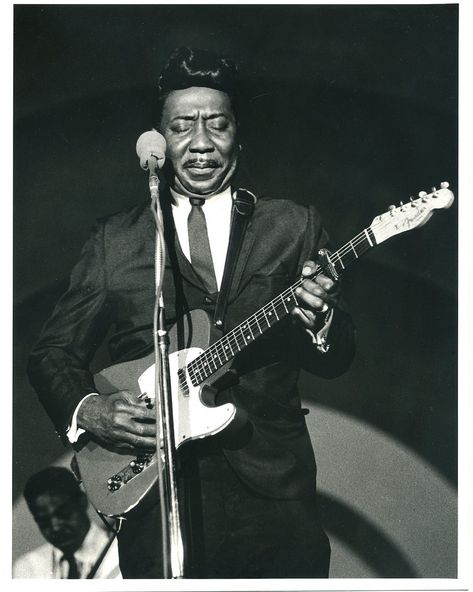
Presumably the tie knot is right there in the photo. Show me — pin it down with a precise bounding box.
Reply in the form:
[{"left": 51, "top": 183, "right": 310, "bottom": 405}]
[{"left": 189, "top": 197, "right": 205, "bottom": 207}]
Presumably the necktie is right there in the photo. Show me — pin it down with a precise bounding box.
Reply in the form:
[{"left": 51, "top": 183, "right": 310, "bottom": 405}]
[
  {"left": 63, "top": 553, "right": 80, "bottom": 579},
  {"left": 187, "top": 198, "right": 218, "bottom": 294}
]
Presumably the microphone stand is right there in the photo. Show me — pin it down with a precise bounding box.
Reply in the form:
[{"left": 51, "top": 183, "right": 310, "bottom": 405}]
[{"left": 147, "top": 159, "right": 185, "bottom": 579}]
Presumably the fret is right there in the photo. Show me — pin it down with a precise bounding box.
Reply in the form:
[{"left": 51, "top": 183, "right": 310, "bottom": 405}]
[
  {"left": 279, "top": 296, "right": 289, "bottom": 313},
  {"left": 289, "top": 286, "right": 298, "bottom": 306},
  {"left": 364, "top": 228, "right": 374, "bottom": 247},
  {"left": 277, "top": 298, "right": 287, "bottom": 315},
  {"left": 285, "top": 290, "right": 296, "bottom": 308},
  {"left": 189, "top": 368, "right": 198, "bottom": 387},
  {"left": 232, "top": 330, "right": 242, "bottom": 352},
  {"left": 335, "top": 251, "right": 345, "bottom": 270},
  {"left": 254, "top": 314, "right": 263, "bottom": 334},
  {"left": 212, "top": 347, "right": 223, "bottom": 366},
  {"left": 240, "top": 322, "right": 253, "bottom": 343},
  {"left": 219, "top": 342, "right": 230, "bottom": 362},
  {"left": 271, "top": 301, "right": 280, "bottom": 321},
  {"left": 205, "top": 353, "right": 215, "bottom": 373},
  {"left": 223, "top": 336, "right": 233, "bottom": 357},
  {"left": 350, "top": 241, "right": 359, "bottom": 258},
  {"left": 262, "top": 307, "right": 271, "bottom": 328},
  {"left": 202, "top": 356, "right": 212, "bottom": 375},
  {"left": 189, "top": 367, "right": 199, "bottom": 387},
  {"left": 245, "top": 321, "right": 255, "bottom": 341},
  {"left": 239, "top": 324, "right": 248, "bottom": 346}
]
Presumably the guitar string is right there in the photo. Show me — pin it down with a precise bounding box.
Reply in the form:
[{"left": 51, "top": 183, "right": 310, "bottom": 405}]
[
  {"left": 187, "top": 230, "right": 370, "bottom": 381},
  {"left": 188, "top": 220, "right": 391, "bottom": 379},
  {"left": 187, "top": 223, "right": 378, "bottom": 376},
  {"left": 187, "top": 220, "right": 390, "bottom": 380},
  {"left": 186, "top": 201, "right": 433, "bottom": 381}
]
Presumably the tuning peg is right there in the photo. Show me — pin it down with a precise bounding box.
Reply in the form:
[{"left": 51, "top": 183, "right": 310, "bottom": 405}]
[
  {"left": 418, "top": 191, "right": 428, "bottom": 202},
  {"left": 431, "top": 186, "right": 437, "bottom": 192},
  {"left": 440, "top": 181, "right": 450, "bottom": 189},
  {"left": 388, "top": 204, "right": 396, "bottom": 215}
]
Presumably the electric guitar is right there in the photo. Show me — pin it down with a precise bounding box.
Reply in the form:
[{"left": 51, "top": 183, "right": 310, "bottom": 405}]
[{"left": 74, "top": 182, "right": 455, "bottom": 517}]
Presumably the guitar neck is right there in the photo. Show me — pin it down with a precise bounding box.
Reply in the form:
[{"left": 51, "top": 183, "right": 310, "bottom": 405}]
[{"left": 186, "top": 226, "right": 376, "bottom": 386}]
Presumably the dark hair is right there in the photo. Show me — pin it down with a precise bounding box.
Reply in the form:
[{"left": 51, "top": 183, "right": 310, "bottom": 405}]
[
  {"left": 154, "top": 46, "right": 240, "bottom": 128},
  {"left": 24, "top": 467, "right": 83, "bottom": 507}
]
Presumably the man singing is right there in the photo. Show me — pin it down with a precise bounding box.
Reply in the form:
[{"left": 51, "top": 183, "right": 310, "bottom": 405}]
[{"left": 28, "top": 47, "right": 356, "bottom": 578}]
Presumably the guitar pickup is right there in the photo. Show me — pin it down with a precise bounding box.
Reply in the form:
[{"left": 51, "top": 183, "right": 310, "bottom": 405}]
[{"left": 106, "top": 453, "right": 154, "bottom": 492}]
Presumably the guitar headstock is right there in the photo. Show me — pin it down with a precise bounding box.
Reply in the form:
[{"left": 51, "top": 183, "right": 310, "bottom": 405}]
[{"left": 370, "top": 182, "right": 455, "bottom": 245}]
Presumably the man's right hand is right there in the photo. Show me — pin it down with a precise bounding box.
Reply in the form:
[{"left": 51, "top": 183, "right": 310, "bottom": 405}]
[{"left": 77, "top": 391, "right": 156, "bottom": 452}]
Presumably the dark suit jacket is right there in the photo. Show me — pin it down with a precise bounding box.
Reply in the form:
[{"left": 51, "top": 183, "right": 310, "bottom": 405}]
[{"left": 28, "top": 191, "right": 355, "bottom": 499}]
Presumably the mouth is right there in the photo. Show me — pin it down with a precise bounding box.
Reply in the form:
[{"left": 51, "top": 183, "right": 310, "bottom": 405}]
[
  {"left": 183, "top": 160, "right": 222, "bottom": 181},
  {"left": 184, "top": 160, "right": 220, "bottom": 171},
  {"left": 52, "top": 533, "right": 76, "bottom": 548}
]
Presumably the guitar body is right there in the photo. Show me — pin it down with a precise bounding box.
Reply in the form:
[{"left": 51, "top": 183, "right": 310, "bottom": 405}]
[{"left": 74, "top": 309, "right": 238, "bottom": 517}]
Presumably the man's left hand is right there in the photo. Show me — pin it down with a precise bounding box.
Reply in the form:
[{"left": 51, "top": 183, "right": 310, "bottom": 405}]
[{"left": 291, "top": 260, "right": 340, "bottom": 330}]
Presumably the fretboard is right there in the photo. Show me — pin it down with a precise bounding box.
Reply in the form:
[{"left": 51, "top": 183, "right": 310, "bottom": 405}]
[{"left": 186, "top": 226, "right": 376, "bottom": 386}]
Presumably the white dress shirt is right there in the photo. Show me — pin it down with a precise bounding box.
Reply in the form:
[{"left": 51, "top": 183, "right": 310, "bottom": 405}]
[
  {"left": 13, "top": 521, "right": 121, "bottom": 579},
  {"left": 170, "top": 186, "right": 233, "bottom": 289}
]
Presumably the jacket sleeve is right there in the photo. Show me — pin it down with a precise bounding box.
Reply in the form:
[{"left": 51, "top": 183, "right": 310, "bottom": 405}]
[
  {"left": 27, "top": 221, "right": 113, "bottom": 438},
  {"left": 288, "top": 204, "right": 356, "bottom": 377}
]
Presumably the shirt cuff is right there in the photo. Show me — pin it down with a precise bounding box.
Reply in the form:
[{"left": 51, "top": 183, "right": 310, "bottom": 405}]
[
  {"left": 66, "top": 393, "right": 99, "bottom": 443},
  {"left": 305, "top": 308, "right": 334, "bottom": 353}
]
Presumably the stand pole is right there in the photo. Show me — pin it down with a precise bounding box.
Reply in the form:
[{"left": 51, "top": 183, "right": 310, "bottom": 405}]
[{"left": 148, "top": 168, "right": 185, "bottom": 579}]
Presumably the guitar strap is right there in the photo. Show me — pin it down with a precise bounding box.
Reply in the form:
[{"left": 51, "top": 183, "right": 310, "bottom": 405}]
[{"left": 213, "top": 188, "right": 256, "bottom": 329}]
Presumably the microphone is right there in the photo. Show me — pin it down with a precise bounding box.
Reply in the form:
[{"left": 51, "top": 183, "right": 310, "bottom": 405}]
[{"left": 136, "top": 130, "right": 166, "bottom": 173}]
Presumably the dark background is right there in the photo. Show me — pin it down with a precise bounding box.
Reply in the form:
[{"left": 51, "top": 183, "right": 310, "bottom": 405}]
[{"left": 13, "top": 3, "right": 458, "bottom": 577}]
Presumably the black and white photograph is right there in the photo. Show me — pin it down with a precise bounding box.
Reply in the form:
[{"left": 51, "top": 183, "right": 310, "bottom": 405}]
[{"left": 11, "top": 1, "right": 464, "bottom": 587}]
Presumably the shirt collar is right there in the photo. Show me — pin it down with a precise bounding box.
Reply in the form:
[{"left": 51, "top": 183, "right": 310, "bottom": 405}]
[{"left": 170, "top": 186, "right": 232, "bottom": 209}]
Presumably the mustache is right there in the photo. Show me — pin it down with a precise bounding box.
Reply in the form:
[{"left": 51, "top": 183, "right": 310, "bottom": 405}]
[{"left": 184, "top": 158, "right": 221, "bottom": 168}]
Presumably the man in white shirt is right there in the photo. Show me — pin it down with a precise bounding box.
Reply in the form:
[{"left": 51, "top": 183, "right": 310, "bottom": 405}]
[
  {"left": 13, "top": 467, "right": 120, "bottom": 579},
  {"left": 28, "top": 47, "right": 356, "bottom": 578}
]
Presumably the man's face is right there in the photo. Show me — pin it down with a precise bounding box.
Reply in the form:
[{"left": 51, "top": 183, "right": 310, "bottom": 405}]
[
  {"left": 160, "top": 86, "right": 239, "bottom": 197},
  {"left": 29, "top": 491, "right": 90, "bottom": 555}
]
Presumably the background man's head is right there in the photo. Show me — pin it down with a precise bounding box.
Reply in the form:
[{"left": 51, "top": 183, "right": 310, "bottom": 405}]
[
  {"left": 155, "top": 47, "right": 240, "bottom": 197},
  {"left": 24, "top": 467, "right": 90, "bottom": 556}
]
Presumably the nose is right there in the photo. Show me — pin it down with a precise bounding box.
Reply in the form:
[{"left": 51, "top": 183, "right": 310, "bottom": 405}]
[
  {"left": 189, "top": 121, "right": 214, "bottom": 153},
  {"left": 49, "top": 516, "right": 64, "bottom": 533}
]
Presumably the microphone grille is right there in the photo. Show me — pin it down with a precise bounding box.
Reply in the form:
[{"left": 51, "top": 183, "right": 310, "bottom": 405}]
[{"left": 136, "top": 130, "right": 167, "bottom": 170}]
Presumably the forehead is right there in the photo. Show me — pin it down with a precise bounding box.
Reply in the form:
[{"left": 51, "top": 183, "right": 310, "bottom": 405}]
[
  {"left": 30, "top": 491, "right": 74, "bottom": 516},
  {"left": 161, "top": 87, "right": 234, "bottom": 120}
]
